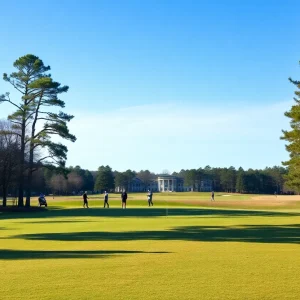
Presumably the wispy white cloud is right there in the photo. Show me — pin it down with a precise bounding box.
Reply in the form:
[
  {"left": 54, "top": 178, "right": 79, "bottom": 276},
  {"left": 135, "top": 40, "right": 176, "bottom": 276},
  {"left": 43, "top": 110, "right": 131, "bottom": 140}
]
[{"left": 65, "top": 101, "right": 291, "bottom": 172}]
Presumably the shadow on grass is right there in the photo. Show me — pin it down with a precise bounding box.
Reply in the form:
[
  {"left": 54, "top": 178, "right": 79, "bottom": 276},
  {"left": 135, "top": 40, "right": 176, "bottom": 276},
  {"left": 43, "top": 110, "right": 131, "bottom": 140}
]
[
  {"left": 0, "top": 249, "right": 168, "bottom": 260},
  {"left": 19, "top": 220, "right": 96, "bottom": 224},
  {"left": 13, "top": 224, "right": 300, "bottom": 244},
  {"left": 1, "top": 207, "right": 299, "bottom": 220}
]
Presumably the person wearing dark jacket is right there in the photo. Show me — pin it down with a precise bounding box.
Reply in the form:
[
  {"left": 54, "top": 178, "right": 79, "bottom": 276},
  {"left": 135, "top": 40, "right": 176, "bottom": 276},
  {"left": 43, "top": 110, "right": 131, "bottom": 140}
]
[
  {"left": 121, "top": 191, "right": 128, "bottom": 209},
  {"left": 104, "top": 191, "right": 109, "bottom": 208},
  {"left": 211, "top": 191, "right": 215, "bottom": 201},
  {"left": 147, "top": 190, "right": 153, "bottom": 207},
  {"left": 83, "top": 191, "right": 89, "bottom": 208}
]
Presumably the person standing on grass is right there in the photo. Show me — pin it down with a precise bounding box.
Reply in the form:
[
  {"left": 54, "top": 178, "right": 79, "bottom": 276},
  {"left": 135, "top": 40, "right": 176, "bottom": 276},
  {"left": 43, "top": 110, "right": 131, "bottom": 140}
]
[
  {"left": 104, "top": 191, "right": 109, "bottom": 208},
  {"left": 147, "top": 189, "right": 153, "bottom": 207},
  {"left": 211, "top": 191, "right": 215, "bottom": 201},
  {"left": 83, "top": 191, "right": 89, "bottom": 208},
  {"left": 121, "top": 190, "right": 128, "bottom": 209}
]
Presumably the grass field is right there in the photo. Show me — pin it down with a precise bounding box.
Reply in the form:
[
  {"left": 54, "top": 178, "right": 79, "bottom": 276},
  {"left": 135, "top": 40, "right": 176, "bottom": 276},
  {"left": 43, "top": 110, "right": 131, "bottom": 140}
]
[{"left": 1, "top": 192, "right": 300, "bottom": 299}]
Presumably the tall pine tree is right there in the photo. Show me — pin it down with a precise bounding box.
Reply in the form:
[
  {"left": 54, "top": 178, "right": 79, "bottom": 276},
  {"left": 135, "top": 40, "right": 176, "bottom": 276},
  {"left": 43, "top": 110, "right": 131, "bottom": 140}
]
[
  {"left": 0, "top": 54, "right": 76, "bottom": 206},
  {"left": 281, "top": 61, "right": 300, "bottom": 192},
  {"left": 236, "top": 167, "right": 245, "bottom": 193},
  {"left": 94, "top": 166, "right": 115, "bottom": 192}
]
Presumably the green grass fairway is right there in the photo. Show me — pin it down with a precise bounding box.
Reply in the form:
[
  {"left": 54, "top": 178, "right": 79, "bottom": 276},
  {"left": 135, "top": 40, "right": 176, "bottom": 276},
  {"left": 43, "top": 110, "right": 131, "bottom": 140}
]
[{"left": 1, "top": 193, "right": 300, "bottom": 299}]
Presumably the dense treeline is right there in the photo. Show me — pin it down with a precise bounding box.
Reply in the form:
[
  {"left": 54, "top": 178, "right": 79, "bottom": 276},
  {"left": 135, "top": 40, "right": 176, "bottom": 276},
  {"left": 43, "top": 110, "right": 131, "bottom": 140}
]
[
  {"left": 0, "top": 118, "right": 292, "bottom": 204},
  {"left": 175, "top": 166, "right": 288, "bottom": 194},
  {"left": 0, "top": 163, "right": 290, "bottom": 205}
]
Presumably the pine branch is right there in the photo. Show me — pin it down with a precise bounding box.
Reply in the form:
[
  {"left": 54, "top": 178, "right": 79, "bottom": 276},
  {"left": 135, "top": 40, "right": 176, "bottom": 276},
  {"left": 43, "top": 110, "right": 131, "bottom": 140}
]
[{"left": 0, "top": 93, "right": 22, "bottom": 110}]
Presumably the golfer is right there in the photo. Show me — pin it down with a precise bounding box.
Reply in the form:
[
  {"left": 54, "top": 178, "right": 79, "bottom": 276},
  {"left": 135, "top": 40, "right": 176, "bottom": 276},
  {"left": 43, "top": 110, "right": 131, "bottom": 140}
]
[
  {"left": 104, "top": 191, "right": 109, "bottom": 208},
  {"left": 211, "top": 191, "right": 215, "bottom": 201},
  {"left": 121, "top": 190, "right": 128, "bottom": 209},
  {"left": 147, "top": 190, "right": 153, "bottom": 206},
  {"left": 83, "top": 191, "right": 89, "bottom": 208}
]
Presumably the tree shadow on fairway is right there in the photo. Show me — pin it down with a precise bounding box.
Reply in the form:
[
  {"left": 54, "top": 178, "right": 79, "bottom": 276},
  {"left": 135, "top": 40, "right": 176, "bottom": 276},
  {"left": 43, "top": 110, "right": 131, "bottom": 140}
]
[
  {"left": 19, "top": 220, "right": 96, "bottom": 224},
  {"left": 14, "top": 224, "right": 300, "bottom": 244},
  {"left": 0, "top": 249, "right": 169, "bottom": 260},
  {"left": 1, "top": 207, "right": 298, "bottom": 220}
]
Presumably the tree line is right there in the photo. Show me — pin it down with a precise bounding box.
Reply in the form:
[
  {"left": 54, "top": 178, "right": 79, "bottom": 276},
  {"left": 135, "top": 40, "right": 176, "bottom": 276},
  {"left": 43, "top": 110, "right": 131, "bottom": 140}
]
[
  {"left": 0, "top": 163, "right": 290, "bottom": 206},
  {"left": 0, "top": 166, "right": 156, "bottom": 200},
  {"left": 176, "top": 166, "right": 287, "bottom": 194}
]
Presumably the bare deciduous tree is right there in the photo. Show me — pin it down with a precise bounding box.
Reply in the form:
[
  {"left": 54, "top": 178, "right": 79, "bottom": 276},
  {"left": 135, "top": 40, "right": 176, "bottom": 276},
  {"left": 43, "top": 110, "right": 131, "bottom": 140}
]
[{"left": 0, "top": 120, "right": 20, "bottom": 206}]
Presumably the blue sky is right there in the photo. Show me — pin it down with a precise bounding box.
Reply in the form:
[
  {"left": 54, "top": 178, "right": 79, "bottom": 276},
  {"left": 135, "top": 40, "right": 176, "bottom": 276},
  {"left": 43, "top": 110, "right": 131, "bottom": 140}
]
[{"left": 0, "top": 0, "right": 299, "bottom": 172}]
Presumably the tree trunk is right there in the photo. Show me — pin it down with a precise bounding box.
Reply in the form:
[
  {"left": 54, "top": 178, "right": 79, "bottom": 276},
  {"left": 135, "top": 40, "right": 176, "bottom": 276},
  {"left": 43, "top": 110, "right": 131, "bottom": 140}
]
[
  {"left": 25, "top": 146, "right": 34, "bottom": 207},
  {"left": 2, "top": 185, "right": 7, "bottom": 207},
  {"left": 18, "top": 121, "right": 25, "bottom": 207},
  {"left": 25, "top": 171, "right": 32, "bottom": 207},
  {"left": 26, "top": 97, "right": 42, "bottom": 208}
]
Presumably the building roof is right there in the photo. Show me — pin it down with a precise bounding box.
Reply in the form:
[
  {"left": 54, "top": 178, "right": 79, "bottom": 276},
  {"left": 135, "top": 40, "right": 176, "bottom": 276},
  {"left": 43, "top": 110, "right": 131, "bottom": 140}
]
[{"left": 157, "top": 174, "right": 181, "bottom": 179}]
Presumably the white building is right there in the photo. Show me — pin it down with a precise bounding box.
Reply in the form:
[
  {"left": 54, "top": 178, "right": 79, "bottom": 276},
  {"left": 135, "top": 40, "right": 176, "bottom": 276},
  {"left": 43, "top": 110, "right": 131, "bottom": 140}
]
[
  {"left": 157, "top": 175, "right": 184, "bottom": 192},
  {"left": 115, "top": 177, "right": 159, "bottom": 193},
  {"left": 114, "top": 175, "right": 212, "bottom": 193}
]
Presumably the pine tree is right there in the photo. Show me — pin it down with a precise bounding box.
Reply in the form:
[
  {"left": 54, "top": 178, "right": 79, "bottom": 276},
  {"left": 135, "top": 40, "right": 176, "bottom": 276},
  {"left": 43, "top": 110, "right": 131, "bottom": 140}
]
[
  {"left": 281, "top": 62, "right": 300, "bottom": 192},
  {"left": 94, "top": 166, "right": 115, "bottom": 192},
  {"left": 0, "top": 54, "right": 76, "bottom": 206},
  {"left": 236, "top": 167, "right": 245, "bottom": 193}
]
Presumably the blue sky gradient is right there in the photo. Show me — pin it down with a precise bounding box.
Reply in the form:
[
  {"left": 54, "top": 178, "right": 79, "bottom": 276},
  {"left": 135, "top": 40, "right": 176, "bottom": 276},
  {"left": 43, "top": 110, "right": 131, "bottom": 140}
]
[{"left": 0, "top": 0, "right": 299, "bottom": 172}]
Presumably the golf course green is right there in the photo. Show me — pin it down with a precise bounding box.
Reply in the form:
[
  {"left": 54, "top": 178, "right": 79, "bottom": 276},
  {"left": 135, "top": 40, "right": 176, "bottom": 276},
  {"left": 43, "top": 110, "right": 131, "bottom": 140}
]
[{"left": 1, "top": 192, "right": 300, "bottom": 299}]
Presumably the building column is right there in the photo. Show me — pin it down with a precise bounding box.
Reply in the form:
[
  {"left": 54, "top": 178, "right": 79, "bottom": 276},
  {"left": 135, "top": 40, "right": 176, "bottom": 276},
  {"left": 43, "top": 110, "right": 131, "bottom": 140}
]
[{"left": 173, "top": 179, "right": 176, "bottom": 192}]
